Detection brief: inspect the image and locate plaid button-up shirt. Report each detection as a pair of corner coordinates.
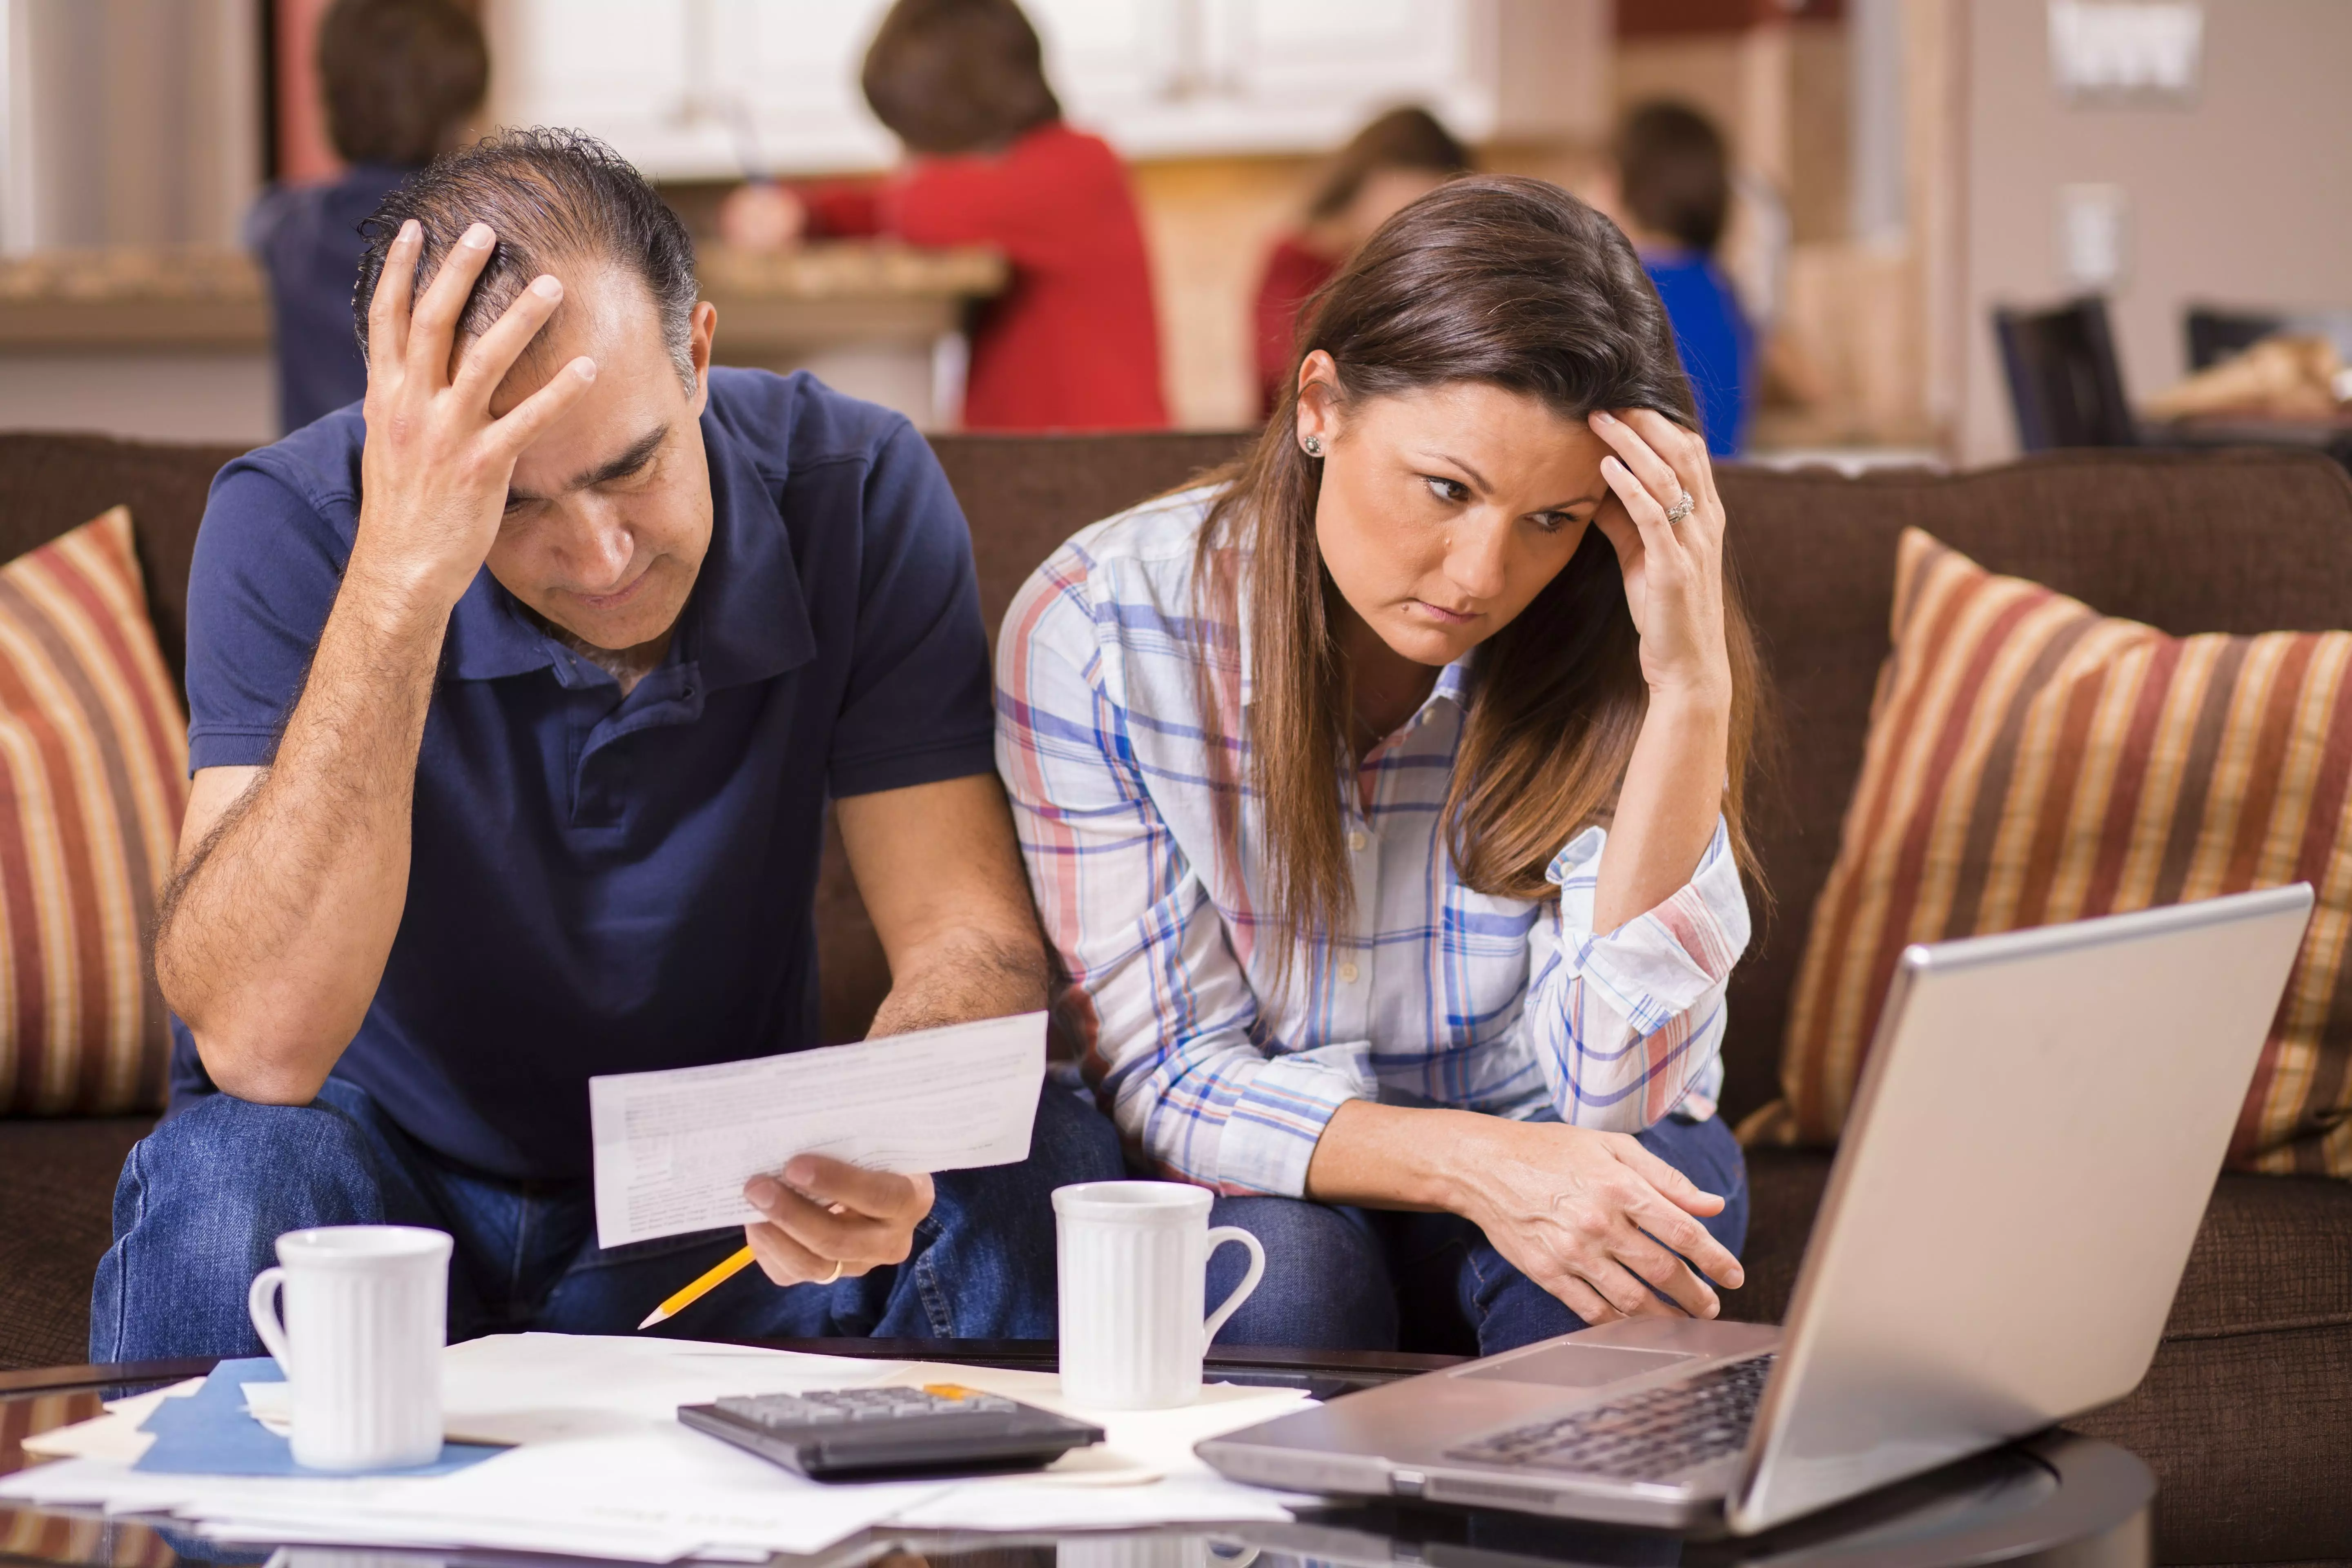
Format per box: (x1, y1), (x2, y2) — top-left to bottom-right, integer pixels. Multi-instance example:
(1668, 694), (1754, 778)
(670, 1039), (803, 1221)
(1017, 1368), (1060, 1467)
(995, 489), (1748, 1197)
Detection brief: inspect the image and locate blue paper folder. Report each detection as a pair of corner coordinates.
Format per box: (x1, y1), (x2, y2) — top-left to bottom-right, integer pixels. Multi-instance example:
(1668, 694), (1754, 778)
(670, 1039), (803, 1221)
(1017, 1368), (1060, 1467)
(134, 1356), (503, 1477)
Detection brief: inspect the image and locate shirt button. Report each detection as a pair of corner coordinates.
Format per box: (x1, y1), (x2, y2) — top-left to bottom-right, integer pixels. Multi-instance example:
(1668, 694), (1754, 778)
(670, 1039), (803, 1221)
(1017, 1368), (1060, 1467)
(1348, 830), (1368, 852)
(1339, 962), (1361, 984)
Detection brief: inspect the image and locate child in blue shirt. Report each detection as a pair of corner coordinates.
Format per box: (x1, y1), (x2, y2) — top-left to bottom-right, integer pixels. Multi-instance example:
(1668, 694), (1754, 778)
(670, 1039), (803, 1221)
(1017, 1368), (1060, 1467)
(246, 0), (486, 433)
(1614, 102), (1755, 458)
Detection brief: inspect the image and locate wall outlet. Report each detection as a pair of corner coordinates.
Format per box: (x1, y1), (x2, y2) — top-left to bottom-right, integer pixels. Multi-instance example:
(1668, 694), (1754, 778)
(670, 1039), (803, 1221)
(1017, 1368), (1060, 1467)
(2057, 183), (2130, 290)
(2048, 1), (2203, 105)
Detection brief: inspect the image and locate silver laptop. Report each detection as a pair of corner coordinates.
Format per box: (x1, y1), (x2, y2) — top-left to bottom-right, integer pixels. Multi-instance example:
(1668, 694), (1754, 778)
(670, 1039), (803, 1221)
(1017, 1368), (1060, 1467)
(1198, 885), (2314, 1534)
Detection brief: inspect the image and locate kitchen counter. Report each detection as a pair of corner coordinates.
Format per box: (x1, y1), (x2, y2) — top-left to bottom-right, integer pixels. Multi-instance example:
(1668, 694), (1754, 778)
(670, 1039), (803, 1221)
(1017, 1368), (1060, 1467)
(0, 248), (268, 351)
(0, 242), (1005, 355)
(0, 242), (1006, 439)
(698, 243), (1005, 356)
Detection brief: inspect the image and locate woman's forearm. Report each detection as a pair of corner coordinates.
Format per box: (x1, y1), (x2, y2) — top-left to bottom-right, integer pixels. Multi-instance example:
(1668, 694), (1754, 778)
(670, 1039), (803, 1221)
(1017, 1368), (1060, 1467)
(1303, 1097), (1744, 1322)
(1590, 687), (1731, 933)
(1303, 1099), (1473, 1209)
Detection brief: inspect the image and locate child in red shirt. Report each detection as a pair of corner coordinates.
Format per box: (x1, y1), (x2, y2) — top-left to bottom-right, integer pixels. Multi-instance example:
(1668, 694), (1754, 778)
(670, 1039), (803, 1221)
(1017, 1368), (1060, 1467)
(737, 0), (1165, 432)
(1250, 108), (1470, 419)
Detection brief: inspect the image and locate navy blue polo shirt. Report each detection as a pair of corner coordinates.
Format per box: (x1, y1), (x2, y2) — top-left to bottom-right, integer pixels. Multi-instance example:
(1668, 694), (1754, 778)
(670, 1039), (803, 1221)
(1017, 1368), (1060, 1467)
(172, 368), (998, 1180)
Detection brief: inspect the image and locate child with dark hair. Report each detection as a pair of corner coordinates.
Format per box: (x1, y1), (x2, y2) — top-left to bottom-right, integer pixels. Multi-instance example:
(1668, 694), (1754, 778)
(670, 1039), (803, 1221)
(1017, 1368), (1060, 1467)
(245, 0), (488, 432)
(736, 0), (1164, 432)
(1251, 107), (1471, 418)
(1611, 101), (1755, 458)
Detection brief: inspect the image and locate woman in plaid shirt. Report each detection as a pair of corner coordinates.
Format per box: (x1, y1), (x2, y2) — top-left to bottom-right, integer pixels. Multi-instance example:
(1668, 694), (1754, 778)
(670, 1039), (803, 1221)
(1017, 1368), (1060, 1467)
(997, 177), (1769, 1352)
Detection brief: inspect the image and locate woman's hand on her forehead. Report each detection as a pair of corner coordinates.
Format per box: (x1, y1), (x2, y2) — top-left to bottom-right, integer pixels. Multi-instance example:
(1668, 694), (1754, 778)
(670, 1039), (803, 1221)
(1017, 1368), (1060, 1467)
(1587, 407), (1732, 707)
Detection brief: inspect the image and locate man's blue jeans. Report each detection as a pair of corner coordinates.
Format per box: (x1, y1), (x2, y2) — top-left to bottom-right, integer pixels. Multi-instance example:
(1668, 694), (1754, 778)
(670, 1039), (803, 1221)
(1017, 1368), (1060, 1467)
(91, 1076), (1126, 1363)
(1205, 1112), (1748, 1356)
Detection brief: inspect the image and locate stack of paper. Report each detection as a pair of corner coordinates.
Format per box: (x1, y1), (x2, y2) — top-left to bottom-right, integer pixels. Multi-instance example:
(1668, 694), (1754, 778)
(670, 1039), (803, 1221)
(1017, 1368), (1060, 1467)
(4, 1335), (1318, 1562)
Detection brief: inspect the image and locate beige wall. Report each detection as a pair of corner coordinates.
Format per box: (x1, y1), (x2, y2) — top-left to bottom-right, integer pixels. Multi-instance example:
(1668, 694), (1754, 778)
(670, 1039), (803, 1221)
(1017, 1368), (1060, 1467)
(1615, 20), (1849, 245)
(1131, 141), (1611, 430)
(1958, 0), (2352, 464)
(1131, 156), (1316, 431)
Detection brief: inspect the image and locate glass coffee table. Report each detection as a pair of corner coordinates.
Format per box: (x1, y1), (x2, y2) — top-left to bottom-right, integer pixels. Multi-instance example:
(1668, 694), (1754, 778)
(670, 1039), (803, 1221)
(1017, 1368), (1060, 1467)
(0, 1344), (2154, 1568)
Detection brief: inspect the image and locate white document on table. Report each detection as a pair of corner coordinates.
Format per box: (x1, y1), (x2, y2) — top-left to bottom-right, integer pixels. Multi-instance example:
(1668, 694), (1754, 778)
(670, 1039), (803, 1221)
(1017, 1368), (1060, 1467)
(1, 1336), (1323, 1556)
(243, 1333), (908, 1445)
(2, 1339), (953, 1562)
(590, 1011), (1047, 1248)
(860, 1360), (1321, 1529)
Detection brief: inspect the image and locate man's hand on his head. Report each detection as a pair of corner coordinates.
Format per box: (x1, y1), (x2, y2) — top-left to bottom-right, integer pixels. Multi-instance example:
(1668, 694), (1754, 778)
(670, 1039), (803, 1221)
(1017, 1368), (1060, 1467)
(741, 1157), (936, 1286)
(352, 219), (598, 618)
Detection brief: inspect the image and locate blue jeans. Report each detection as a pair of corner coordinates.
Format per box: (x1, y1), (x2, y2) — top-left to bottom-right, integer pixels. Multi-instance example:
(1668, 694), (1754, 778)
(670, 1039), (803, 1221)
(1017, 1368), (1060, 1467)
(92, 1075), (1125, 1363)
(1205, 1112), (1748, 1356)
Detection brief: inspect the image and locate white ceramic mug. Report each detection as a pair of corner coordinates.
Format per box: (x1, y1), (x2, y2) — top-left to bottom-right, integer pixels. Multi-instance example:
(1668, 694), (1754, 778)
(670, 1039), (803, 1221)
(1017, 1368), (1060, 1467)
(1059, 1537), (1260, 1568)
(1054, 1180), (1266, 1410)
(247, 1225), (451, 1471)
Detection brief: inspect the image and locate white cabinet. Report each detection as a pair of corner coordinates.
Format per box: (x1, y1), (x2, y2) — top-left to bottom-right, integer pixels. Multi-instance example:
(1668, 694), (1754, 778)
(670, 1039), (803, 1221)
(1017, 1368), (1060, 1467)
(1021, 0), (1612, 159)
(1019, 0), (1189, 114)
(489, 0), (706, 175)
(700, 1), (902, 174)
(489, 0), (897, 179)
(487, 0), (1606, 180)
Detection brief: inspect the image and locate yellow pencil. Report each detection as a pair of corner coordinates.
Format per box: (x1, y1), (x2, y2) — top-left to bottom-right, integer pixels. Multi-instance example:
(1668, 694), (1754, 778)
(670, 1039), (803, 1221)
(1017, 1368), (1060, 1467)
(637, 1245), (755, 1330)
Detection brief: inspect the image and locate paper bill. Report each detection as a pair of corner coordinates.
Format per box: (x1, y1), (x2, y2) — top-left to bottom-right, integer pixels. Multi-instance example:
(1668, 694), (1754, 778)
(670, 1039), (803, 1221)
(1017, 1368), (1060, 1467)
(590, 1011), (1047, 1247)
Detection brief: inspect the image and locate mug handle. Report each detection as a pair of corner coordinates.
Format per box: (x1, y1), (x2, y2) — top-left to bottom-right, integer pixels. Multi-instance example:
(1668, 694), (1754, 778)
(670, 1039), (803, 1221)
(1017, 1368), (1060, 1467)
(247, 1265), (295, 1376)
(1201, 1226), (1266, 1345)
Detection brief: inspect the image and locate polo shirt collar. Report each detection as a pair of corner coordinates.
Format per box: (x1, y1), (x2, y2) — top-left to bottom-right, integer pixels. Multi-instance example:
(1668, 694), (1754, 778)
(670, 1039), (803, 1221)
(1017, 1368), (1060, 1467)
(686, 402), (815, 688)
(439, 401), (815, 688)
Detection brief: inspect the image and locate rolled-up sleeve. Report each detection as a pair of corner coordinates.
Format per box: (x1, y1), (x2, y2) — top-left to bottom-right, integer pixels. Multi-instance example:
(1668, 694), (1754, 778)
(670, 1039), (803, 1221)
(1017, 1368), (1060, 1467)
(1518, 819), (1750, 1128)
(184, 465), (347, 772)
(995, 553), (1369, 1195)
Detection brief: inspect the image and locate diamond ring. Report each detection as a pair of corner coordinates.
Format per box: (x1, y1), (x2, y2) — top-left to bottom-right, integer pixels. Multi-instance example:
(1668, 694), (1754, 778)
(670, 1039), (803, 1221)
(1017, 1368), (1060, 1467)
(1664, 490), (1695, 525)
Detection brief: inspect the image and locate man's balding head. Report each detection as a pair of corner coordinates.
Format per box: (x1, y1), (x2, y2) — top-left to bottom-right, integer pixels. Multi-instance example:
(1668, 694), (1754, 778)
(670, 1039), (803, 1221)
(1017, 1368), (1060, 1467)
(354, 128), (720, 663)
(354, 128), (699, 390)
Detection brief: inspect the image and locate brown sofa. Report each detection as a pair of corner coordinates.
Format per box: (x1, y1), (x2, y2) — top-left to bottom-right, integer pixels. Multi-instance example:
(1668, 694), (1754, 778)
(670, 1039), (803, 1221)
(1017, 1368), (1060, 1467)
(1, 430), (2348, 1564)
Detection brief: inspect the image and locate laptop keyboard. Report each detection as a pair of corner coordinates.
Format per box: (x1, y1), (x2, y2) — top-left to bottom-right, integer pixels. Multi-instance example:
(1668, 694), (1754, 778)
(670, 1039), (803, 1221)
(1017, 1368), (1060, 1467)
(1446, 1354), (1775, 1482)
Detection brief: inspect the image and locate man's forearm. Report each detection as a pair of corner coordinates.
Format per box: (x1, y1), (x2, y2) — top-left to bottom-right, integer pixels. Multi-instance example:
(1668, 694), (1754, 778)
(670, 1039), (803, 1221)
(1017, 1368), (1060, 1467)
(865, 925), (1048, 1039)
(836, 773), (1055, 1041)
(160, 215), (596, 1102)
(156, 569), (449, 1101)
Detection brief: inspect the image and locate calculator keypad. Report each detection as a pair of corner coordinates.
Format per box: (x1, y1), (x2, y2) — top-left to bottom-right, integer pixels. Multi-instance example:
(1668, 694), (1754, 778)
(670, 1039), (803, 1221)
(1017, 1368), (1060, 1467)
(715, 1385), (1024, 1431)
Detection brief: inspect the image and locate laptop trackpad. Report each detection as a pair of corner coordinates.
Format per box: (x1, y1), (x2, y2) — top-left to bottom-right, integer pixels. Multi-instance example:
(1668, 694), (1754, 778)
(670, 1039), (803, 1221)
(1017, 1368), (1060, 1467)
(1457, 1344), (1697, 1389)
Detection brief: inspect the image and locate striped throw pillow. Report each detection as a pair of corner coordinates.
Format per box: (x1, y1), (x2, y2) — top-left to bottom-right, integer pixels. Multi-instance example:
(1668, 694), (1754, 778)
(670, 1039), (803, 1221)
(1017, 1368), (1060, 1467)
(0, 506), (188, 1113)
(1749, 528), (2352, 1176)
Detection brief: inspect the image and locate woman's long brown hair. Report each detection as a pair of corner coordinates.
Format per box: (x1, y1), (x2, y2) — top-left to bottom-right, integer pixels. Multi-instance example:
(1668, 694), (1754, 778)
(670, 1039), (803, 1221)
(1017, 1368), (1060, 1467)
(1194, 175), (1769, 967)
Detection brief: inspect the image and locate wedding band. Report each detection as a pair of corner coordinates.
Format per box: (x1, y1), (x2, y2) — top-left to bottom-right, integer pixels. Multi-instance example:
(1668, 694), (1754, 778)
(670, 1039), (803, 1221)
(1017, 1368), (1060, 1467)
(817, 1260), (843, 1285)
(1664, 491), (1695, 525)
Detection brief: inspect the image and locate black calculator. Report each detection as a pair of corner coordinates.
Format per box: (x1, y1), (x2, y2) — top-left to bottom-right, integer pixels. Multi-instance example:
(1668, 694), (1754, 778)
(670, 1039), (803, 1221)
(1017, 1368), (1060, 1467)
(677, 1383), (1104, 1480)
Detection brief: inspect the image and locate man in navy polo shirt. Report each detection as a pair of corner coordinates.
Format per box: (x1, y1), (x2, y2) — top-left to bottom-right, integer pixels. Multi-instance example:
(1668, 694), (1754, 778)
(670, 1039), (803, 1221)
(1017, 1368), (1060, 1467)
(91, 129), (1122, 1361)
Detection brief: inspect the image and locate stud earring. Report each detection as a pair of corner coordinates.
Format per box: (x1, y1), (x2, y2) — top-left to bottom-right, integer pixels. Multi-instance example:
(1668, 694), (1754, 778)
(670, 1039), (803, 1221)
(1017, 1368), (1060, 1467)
(1302, 434), (1323, 457)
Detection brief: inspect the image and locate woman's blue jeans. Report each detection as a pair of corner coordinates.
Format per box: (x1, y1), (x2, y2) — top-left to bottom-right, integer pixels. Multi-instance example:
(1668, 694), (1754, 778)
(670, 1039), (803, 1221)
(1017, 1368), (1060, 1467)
(1204, 1112), (1748, 1356)
(91, 1075), (1125, 1363)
